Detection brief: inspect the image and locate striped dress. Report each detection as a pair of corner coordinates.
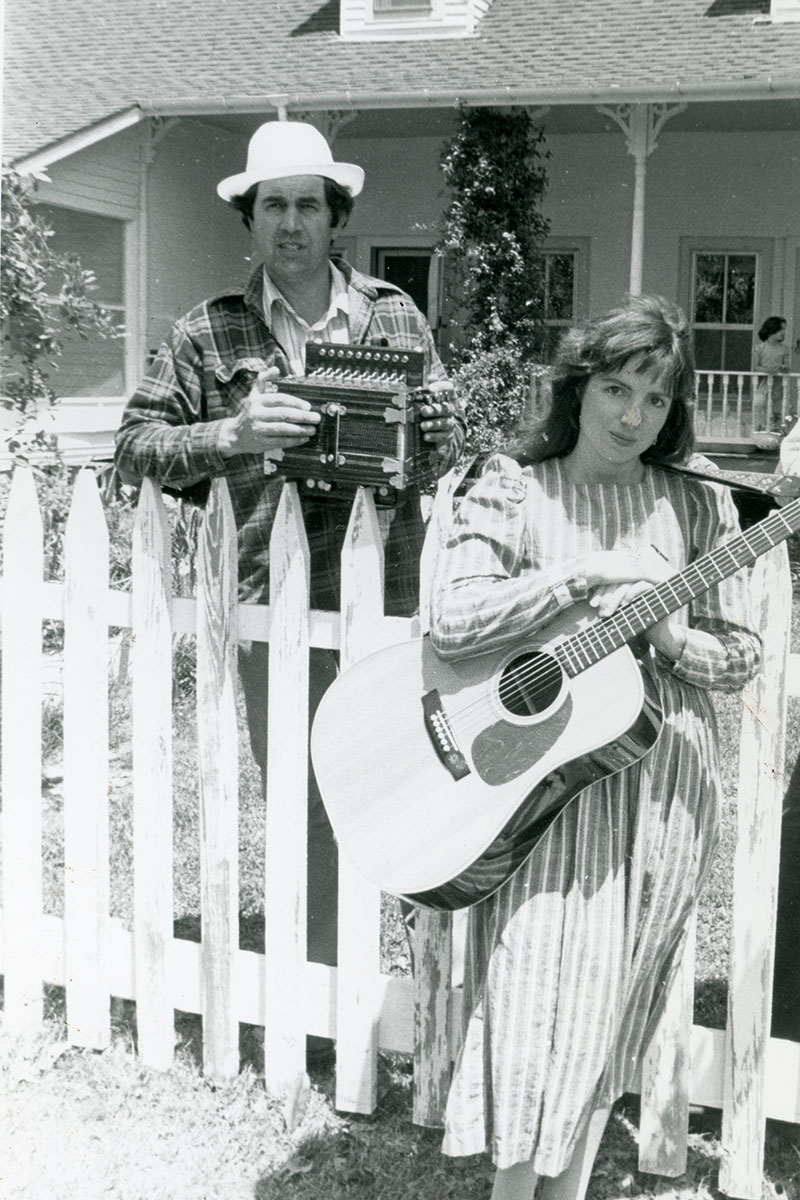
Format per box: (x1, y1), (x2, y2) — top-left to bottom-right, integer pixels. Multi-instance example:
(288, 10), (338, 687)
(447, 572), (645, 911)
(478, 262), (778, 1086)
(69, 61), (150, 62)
(428, 454), (761, 1174)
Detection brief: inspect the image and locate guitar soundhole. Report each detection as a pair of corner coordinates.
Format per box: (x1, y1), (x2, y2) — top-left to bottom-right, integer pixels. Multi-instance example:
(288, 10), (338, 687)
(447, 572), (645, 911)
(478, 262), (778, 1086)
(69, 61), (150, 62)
(499, 651), (563, 718)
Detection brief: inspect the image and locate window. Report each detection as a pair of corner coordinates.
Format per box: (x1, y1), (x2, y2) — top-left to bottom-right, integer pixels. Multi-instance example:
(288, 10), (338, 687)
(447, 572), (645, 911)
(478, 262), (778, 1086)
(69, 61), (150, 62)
(374, 0), (432, 11)
(542, 251), (578, 362)
(691, 251), (757, 372)
(35, 203), (126, 397)
(371, 247), (435, 322)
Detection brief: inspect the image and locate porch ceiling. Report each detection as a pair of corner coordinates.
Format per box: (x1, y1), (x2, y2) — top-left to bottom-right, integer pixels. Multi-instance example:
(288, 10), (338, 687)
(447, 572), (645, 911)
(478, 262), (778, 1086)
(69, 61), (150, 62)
(200, 98), (800, 142)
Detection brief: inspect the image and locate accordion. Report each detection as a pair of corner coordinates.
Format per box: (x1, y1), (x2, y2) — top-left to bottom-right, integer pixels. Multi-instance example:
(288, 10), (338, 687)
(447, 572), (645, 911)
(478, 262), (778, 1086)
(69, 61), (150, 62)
(264, 342), (440, 504)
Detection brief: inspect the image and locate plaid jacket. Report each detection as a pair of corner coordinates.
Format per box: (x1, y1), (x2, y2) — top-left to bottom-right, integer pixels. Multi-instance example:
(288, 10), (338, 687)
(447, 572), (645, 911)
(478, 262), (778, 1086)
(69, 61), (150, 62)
(114, 263), (465, 614)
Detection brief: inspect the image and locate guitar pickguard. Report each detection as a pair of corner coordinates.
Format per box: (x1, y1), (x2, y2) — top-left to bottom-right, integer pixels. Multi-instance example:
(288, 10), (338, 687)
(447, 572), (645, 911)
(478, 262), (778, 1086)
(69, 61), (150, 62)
(470, 695), (573, 785)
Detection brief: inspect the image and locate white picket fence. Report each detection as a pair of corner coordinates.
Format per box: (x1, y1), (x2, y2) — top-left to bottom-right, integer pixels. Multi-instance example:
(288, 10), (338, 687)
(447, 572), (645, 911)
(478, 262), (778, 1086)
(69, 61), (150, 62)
(1, 464), (799, 1198)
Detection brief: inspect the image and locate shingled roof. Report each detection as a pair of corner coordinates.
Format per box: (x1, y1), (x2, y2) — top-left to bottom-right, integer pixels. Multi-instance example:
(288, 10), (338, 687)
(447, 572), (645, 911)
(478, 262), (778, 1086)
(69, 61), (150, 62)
(4, 0), (800, 164)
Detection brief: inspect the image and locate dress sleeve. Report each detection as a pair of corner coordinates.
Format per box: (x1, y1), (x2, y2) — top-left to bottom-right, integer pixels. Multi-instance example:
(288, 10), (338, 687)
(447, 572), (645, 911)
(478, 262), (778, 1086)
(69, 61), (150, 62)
(428, 455), (589, 659)
(114, 320), (230, 489)
(662, 482), (762, 692)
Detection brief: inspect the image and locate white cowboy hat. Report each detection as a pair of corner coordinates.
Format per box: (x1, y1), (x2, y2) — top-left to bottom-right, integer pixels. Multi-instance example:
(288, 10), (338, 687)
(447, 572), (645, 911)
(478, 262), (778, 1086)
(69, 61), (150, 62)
(217, 121), (364, 202)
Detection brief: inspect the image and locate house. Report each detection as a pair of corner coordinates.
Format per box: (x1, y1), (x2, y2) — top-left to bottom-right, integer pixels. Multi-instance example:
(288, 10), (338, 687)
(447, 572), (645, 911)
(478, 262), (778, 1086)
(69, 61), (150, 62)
(3, 0), (800, 456)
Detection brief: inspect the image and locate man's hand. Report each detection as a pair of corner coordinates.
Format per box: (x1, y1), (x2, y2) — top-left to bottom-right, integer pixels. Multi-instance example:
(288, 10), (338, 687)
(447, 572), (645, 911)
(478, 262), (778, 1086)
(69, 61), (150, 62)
(218, 367), (320, 458)
(420, 380), (458, 453)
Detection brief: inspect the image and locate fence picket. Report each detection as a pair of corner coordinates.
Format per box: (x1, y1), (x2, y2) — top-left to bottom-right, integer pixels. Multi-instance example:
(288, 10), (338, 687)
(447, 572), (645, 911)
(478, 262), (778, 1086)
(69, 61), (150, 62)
(1, 468), (44, 1031)
(720, 546), (789, 1199)
(196, 478), (240, 1082)
(263, 483), (310, 1097)
(412, 909), (453, 1127)
(638, 912), (696, 1175)
(63, 468), (110, 1050)
(132, 479), (174, 1069)
(335, 487), (384, 1114)
(414, 487), (456, 1127)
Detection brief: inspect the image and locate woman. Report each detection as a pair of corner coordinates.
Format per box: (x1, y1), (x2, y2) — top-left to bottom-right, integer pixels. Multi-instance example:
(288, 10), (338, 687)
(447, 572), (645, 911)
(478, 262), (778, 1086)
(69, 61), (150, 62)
(429, 296), (761, 1200)
(752, 315), (788, 431)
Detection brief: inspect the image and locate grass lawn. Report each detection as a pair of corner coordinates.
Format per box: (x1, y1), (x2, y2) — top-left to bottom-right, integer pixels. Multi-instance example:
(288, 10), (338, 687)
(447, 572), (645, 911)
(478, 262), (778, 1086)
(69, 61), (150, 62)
(2, 601), (800, 1198)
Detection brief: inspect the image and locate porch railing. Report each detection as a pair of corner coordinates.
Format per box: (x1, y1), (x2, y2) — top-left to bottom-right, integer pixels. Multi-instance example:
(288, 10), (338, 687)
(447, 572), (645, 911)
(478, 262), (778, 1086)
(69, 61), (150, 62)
(694, 371), (800, 441)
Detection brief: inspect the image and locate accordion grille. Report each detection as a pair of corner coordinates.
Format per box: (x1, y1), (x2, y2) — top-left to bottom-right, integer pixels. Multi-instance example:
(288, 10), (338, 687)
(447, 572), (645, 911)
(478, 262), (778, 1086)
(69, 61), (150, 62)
(336, 414), (398, 456)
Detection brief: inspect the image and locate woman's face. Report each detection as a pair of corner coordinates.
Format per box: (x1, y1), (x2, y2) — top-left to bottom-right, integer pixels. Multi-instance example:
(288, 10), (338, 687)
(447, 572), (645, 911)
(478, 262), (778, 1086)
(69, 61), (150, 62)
(767, 325), (786, 345)
(575, 356), (673, 476)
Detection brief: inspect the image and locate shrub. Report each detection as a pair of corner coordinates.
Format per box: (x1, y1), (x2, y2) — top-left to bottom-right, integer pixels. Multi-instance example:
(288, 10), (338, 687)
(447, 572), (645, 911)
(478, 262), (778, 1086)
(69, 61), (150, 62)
(438, 106), (551, 452)
(451, 339), (532, 456)
(0, 171), (118, 457)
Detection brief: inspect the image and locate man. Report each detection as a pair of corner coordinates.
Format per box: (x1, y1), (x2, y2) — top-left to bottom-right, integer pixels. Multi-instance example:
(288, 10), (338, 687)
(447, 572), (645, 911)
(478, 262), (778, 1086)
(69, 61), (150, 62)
(114, 121), (464, 979)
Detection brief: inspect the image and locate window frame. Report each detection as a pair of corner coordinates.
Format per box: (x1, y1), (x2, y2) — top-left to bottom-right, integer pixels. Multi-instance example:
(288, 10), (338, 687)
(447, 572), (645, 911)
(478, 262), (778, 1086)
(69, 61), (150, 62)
(690, 250), (757, 373)
(30, 198), (139, 404)
(679, 236), (774, 375)
(360, 235), (442, 331)
(540, 237), (591, 362)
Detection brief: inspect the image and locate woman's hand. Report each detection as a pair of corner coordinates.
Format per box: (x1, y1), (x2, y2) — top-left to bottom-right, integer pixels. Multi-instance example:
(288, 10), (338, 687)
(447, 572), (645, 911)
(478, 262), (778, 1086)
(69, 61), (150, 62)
(583, 547), (671, 594)
(584, 549), (687, 662)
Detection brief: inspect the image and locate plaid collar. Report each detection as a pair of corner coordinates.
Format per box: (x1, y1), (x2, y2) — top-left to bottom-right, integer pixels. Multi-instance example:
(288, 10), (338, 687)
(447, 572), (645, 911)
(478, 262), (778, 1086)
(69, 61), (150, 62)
(259, 261), (350, 330)
(241, 260), (395, 341)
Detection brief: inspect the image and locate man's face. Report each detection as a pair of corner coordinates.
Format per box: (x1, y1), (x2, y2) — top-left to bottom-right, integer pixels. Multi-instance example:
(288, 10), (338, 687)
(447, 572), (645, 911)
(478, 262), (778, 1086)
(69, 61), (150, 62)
(250, 175), (342, 289)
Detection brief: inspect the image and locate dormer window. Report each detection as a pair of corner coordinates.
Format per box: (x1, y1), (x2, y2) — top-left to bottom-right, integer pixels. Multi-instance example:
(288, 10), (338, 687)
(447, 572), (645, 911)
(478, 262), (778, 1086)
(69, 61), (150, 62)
(342, 0), (493, 40)
(770, 0), (800, 20)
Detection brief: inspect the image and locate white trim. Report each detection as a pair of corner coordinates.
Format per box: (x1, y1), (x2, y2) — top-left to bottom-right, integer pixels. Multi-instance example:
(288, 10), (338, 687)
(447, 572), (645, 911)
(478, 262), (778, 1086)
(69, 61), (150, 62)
(12, 108), (144, 176)
(32, 190), (135, 222)
(124, 217), (142, 400)
(364, 234), (439, 251)
(11, 83), (800, 171)
(139, 79), (800, 114)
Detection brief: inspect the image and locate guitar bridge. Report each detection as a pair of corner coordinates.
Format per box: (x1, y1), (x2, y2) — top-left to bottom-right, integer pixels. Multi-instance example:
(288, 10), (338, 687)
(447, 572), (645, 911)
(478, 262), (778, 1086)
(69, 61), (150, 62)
(422, 690), (470, 781)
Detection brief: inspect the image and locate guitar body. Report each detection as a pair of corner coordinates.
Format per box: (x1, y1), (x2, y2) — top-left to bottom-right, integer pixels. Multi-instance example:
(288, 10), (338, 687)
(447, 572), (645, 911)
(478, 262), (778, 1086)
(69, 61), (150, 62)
(311, 602), (663, 910)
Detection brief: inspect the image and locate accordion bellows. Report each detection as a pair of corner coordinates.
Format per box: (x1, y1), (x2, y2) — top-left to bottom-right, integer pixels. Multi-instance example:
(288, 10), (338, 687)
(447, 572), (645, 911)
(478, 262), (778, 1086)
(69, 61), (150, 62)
(265, 342), (440, 504)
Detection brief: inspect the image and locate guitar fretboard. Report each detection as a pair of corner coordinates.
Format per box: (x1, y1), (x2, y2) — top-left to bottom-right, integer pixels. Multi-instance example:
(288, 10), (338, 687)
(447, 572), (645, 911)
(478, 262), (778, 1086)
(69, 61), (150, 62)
(553, 496), (800, 677)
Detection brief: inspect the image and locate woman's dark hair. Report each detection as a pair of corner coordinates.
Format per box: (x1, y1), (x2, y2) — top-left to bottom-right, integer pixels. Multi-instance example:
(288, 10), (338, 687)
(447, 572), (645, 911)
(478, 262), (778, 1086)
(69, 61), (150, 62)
(228, 177), (355, 231)
(517, 294), (696, 467)
(757, 315), (786, 342)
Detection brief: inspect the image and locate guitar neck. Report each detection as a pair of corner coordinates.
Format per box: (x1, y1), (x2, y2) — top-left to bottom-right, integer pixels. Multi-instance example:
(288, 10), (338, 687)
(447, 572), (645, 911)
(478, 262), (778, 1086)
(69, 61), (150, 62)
(555, 496), (800, 677)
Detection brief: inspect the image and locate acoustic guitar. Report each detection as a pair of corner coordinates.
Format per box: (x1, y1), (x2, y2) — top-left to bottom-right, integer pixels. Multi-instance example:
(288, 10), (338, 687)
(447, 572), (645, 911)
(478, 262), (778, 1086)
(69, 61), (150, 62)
(311, 475), (800, 911)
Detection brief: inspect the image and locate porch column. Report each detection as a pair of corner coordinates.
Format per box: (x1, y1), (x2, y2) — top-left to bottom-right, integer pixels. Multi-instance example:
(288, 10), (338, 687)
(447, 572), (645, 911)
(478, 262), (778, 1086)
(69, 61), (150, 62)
(138, 117), (180, 376)
(596, 102), (686, 296)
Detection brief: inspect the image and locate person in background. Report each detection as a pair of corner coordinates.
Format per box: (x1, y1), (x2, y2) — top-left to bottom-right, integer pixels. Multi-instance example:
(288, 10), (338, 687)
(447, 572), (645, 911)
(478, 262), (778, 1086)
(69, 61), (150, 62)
(428, 296), (761, 1200)
(114, 121), (465, 1004)
(752, 316), (789, 431)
